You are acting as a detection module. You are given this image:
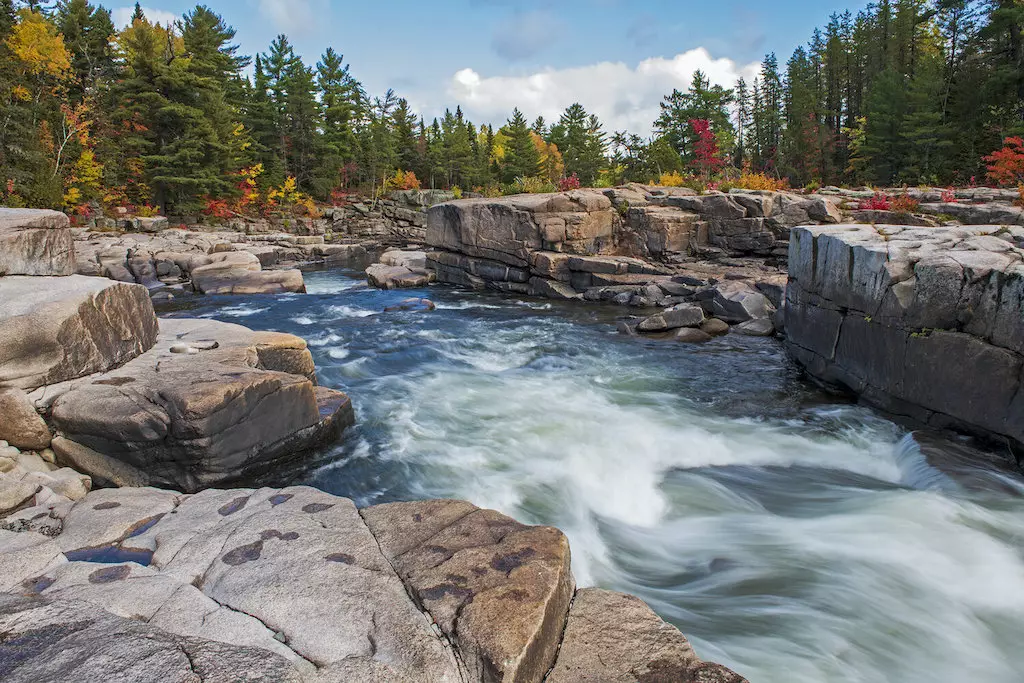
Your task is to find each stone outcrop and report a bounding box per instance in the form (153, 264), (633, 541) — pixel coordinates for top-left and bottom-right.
(39, 318), (352, 492)
(0, 275), (159, 390)
(366, 249), (434, 289)
(785, 224), (1024, 453)
(331, 189), (455, 243)
(75, 229), (313, 296)
(0, 208), (74, 276)
(424, 187), (840, 304)
(0, 483), (747, 683)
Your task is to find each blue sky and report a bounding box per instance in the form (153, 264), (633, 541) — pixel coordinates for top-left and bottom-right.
(113, 0), (867, 134)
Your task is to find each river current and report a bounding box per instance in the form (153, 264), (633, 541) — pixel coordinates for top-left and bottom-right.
(167, 265), (1024, 683)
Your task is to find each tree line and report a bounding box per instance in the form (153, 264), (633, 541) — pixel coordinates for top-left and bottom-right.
(0, 0), (1021, 217)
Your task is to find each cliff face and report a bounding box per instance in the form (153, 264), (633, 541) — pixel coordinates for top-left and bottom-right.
(785, 224), (1024, 454)
(424, 187), (841, 301)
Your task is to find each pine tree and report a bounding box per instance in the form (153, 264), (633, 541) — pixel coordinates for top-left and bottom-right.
(54, 0), (114, 104)
(315, 47), (364, 194)
(548, 103), (606, 185)
(501, 108), (541, 184)
(655, 71), (734, 168)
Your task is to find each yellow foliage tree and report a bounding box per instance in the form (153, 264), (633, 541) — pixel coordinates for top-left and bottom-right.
(7, 10), (71, 79)
(531, 132), (564, 184)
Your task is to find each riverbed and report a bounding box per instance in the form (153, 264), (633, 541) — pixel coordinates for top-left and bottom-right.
(166, 265), (1024, 683)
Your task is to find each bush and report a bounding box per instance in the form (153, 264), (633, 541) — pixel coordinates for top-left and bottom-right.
(858, 192), (892, 211)
(203, 198), (232, 221)
(452, 185), (463, 200)
(940, 187), (957, 203)
(558, 173), (581, 191)
(505, 176), (556, 195)
(658, 171), (686, 187)
(984, 137), (1024, 186)
(891, 194), (920, 214)
(732, 172), (788, 192)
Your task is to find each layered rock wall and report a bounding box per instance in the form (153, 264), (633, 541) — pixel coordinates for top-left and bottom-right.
(785, 224), (1024, 453)
(424, 187), (841, 302)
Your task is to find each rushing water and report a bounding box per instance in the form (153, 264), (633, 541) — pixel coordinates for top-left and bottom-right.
(167, 266), (1024, 683)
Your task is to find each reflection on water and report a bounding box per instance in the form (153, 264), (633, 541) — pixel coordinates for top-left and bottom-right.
(167, 266), (1024, 683)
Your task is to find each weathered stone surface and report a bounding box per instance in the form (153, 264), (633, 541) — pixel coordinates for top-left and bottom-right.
(547, 588), (748, 683)
(367, 263), (430, 289)
(361, 499), (574, 683)
(0, 276), (159, 390)
(0, 388), (50, 450)
(50, 436), (150, 487)
(47, 318), (351, 491)
(786, 224), (1024, 450)
(700, 318), (731, 337)
(0, 208), (74, 276)
(637, 304), (705, 332)
(193, 254), (305, 294)
(0, 593), (304, 683)
(708, 282), (775, 323)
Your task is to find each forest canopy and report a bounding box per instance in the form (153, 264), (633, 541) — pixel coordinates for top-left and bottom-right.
(0, 0), (1022, 217)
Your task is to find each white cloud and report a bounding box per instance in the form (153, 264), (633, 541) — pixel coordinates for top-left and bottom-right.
(111, 6), (179, 28)
(445, 48), (759, 137)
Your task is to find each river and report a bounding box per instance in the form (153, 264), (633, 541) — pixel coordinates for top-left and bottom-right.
(166, 265), (1024, 683)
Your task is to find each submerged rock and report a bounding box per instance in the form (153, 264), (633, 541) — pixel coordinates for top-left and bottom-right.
(384, 298), (436, 313)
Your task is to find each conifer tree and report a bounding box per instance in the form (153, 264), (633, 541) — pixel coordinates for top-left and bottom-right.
(501, 108), (541, 183)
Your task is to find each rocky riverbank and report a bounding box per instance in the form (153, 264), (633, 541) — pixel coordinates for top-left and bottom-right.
(1, 205), (746, 681)
(786, 223), (1024, 458)
(365, 186), (1024, 463)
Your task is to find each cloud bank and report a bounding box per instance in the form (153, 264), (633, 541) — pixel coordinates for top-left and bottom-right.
(445, 48), (759, 136)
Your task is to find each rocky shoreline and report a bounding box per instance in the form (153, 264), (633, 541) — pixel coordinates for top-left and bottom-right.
(0, 206), (747, 682)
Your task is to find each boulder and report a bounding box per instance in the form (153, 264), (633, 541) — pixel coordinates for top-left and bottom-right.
(734, 318), (776, 336)
(0, 388), (50, 450)
(546, 588), (748, 683)
(0, 276), (159, 390)
(191, 252), (305, 294)
(193, 268), (306, 295)
(47, 318), (353, 492)
(708, 282), (775, 323)
(700, 317), (731, 337)
(0, 208), (74, 276)
(366, 263), (430, 289)
(637, 304), (705, 332)
(361, 499), (574, 683)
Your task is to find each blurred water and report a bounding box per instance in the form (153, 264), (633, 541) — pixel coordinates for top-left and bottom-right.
(169, 266), (1024, 683)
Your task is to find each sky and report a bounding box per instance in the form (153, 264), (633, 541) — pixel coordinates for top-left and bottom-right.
(109, 0), (867, 136)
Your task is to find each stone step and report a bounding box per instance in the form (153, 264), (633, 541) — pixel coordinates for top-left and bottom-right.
(43, 317), (353, 492)
(0, 275), (159, 390)
(0, 208), (74, 276)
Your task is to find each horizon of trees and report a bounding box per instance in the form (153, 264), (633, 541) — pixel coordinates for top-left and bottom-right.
(0, 0), (1021, 216)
